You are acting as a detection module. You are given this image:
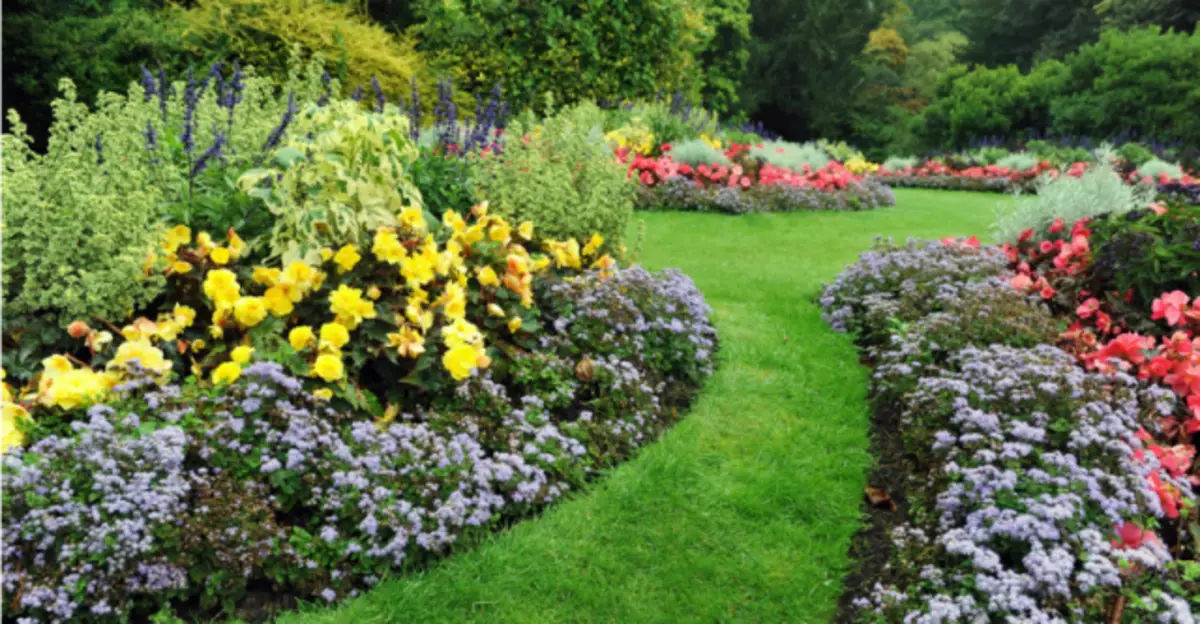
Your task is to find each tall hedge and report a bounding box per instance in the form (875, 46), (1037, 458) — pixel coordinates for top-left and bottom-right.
(408, 0), (707, 112)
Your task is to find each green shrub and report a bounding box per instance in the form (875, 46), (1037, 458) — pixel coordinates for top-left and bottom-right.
(1136, 158), (1184, 180)
(410, 0), (705, 115)
(917, 61), (1067, 149)
(473, 104), (634, 247)
(817, 139), (864, 163)
(1024, 139), (1092, 167)
(605, 99), (720, 146)
(882, 155), (918, 171)
(750, 140), (829, 171)
(2, 1), (194, 148)
(967, 146), (1011, 166)
(410, 148), (478, 220)
(995, 152), (1039, 171)
(1050, 27), (1200, 149)
(238, 100), (424, 263)
(694, 0), (753, 114)
(1117, 142), (1155, 167)
(1, 56), (327, 374)
(178, 0), (434, 100)
(669, 139), (731, 166)
(992, 147), (1155, 242)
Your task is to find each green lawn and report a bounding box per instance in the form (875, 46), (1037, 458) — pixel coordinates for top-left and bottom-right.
(277, 189), (1000, 624)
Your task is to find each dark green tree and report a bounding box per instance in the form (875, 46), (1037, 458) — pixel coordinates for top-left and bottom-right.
(956, 0), (1101, 69)
(741, 0), (883, 140)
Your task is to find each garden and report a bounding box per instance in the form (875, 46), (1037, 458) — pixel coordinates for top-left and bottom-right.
(2, 1), (1199, 622)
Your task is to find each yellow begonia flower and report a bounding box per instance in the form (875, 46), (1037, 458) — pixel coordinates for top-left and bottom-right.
(231, 345), (254, 364)
(477, 266), (500, 287)
(109, 339), (172, 376)
(319, 323), (350, 350)
(313, 388), (333, 400)
(372, 227), (408, 264)
(582, 234), (605, 256)
(253, 266), (281, 286)
(333, 244), (361, 273)
(192, 339), (207, 351)
(443, 210), (466, 233)
(399, 206), (427, 233)
(311, 354), (344, 382)
(517, 221), (534, 240)
(442, 344), (480, 381)
(2, 402), (30, 453)
(163, 225), (191, 253)
(489, 222), (511, 244)
(196, 231), (214, 252)
(329, 285), (377, 330)
(209, 325), (225, 339)
(42, 355), (74, 378)
(234, 297), (268, 327)
(320, 247), (334, 262)
(173, 304), (197, 327)
(461, 224), (485, 246)
(227, 229), (247, 258)
(387, 326), (426, 358)
(210, 247), (231, 265)
(487, 303), (506, 318)
(212, 361), (242, 384)
(401, 244), (437, 287)
(203, 269), (241, 306)
(441, 282), (467, 321)
(172, 261), (193, 274)
(289, 326), (316, 351)
(40, 368), (107, 410)
(508, 317), (522, 333)
(367, 286), (382, 300)
(264, 286), (295, 317)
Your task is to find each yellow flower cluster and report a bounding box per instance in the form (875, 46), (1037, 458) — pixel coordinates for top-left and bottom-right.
(700, 133), (724, 150)
(605, 123), (656, 155)
(2, 369), (29, 453)
(845, 156), (880, 175)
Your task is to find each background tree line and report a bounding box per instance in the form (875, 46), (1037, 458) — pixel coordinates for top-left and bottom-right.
(4, 0), (1198, 155)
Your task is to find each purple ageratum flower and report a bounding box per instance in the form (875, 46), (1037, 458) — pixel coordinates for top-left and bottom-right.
(350, 84), (364, 102)
(140, 65), (156, 102)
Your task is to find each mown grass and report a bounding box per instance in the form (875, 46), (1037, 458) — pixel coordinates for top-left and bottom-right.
(277, 189), (1000, 624)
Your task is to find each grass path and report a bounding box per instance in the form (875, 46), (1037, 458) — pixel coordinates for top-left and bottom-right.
(278, 189), (1000, 624)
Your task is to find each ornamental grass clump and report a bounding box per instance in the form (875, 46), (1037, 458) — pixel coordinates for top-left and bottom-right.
(749, 140), (829, 172)
(819, 238), (1008, 341)
(993, 146), (1155, 242)
(855, 344), (1193, 622)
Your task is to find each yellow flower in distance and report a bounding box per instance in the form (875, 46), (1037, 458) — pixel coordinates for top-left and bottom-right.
(477, 266), (500, 287)
(203, 269), (241, 306)
(442, 344), (480, 381)
(329, 285), (377, 330)
(210, 247), (231, 265)
(387, 326), (426, 358)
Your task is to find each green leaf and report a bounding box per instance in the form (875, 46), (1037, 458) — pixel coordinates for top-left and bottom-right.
(274, 147), (305, 169)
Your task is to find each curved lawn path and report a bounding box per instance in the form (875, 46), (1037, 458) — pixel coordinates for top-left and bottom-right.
(279, 189), (999, 623)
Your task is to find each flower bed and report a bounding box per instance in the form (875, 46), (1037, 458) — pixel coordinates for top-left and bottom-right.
(0, 62), (719, 622)
(877, 159), (1200, 201)
(821, 236), (1197, 622)
(624, 148), (896, 213)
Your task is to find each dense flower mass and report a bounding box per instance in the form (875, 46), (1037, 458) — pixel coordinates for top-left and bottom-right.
(822, 236), (1197, 623)
(2, 258), (717, 620)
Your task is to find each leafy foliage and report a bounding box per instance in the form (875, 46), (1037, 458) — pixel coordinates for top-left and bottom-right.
(238, 100), (423, 263)
(992, 149), (1156, 242)
(473, 104), (634, 247)
(409, 0), (706, 115)
(177, 0), (432, 100)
